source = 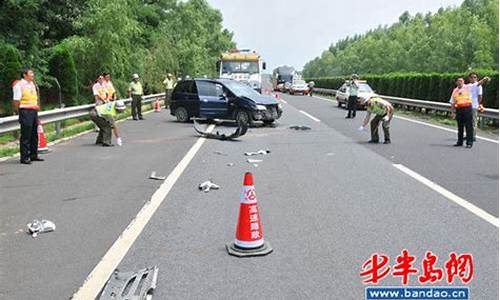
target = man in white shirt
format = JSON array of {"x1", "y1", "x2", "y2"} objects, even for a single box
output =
[
  {"x1": 467, "y1": 72, "x2": 483, "y2": 141},
  {"x1": 92, "y1": 75, "x2": 107, "y2": 105}
]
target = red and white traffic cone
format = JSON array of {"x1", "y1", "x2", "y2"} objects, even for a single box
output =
[
  {"x1": 154, "y1": 99, "x2": 161, "y2": 112},
  {"x1": 37, "y1": 120, "x2": 49, "y2": 153},
  {"x1": 226, "y1": 172, "x2": 273, "y2": 257}
]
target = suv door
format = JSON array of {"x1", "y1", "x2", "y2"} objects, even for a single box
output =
[
  {"x1": 196, "y1": 81, "x2": 228, "y2": 118},
  {"x1": 171, "y1": 80, "x2": 199, "y2": 117}
]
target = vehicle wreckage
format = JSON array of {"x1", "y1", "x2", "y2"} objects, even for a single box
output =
[{"x1": 193, "y1": 119, "x2": 248, "y2": 140}]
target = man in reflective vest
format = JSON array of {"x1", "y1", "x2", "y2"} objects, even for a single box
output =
[
  {"x1": 128, "y1": 73, "x2": 144, "y2": 120},
  {"x1": 92, "y1": 75, "x2": 108, "y2": 105},
  {"x1": 12, "y1": 67, "x2": 44, "y2": 164},
  {"x1": 103, "y1": 72, "x2": 117, "y2": 101},
  {"x1": 449, "y1": 76, "x2": 490, "y2": 148},
  {"x1": 163, "y1": 73, "x2": 175, "y2": 109},
  {"x1": 360, "y1": 97, "x2": 394, "y2": 144},
  {"x1": 89, "y1": 100, "x2": 126, "y2": 146}
]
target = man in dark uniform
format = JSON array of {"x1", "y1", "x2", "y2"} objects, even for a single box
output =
[{"x1": 12, "y1": 68, "x2": 44, "y2": 164}]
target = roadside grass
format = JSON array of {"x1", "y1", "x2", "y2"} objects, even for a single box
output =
[{"x1": 0, "y1": 102, "x2": 156, "y2": 159}]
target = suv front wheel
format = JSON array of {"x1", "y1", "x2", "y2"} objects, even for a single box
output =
[{"x1": 234, "y1": 109, "x2": 252, "y2": 126}]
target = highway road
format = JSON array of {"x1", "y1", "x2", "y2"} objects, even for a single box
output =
[{"x1": 0, "y1": 94, "x2": 498, "y2": 299}]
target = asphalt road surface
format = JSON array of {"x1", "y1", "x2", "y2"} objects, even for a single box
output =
[{"x1": 0, "y1": 95, "x2": 498, "y2": 299}]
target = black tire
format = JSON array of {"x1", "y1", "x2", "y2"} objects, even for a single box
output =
[
  {"x1": 174, "y1": 107, "x2": 189, "y2": 122},
  {"x1": 234, "y1": 109, "x2": 252, "y2": 126}
]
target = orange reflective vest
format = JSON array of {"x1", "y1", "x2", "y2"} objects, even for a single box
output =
[
  {"x1": 105, "y1": 81, "x2": 116, "y2": 100},
  {"x1": 16, "y1": 80, "x2": 39, "y2": 110},
  {"x1": 452, "y1": 87, "x2": 472, "y2": 108}
]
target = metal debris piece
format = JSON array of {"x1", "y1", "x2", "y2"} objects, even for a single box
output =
[
  {"x1": 289, "y1": 125, "x2": 311, "y2": 130},
  {"x1": 99, "y1": 266, "x2": 159, "y2": 300},
  {"x1": 244, "y1": 149, "x2": 271, "y2": 156},
  {"x1": 194, "y1": 119, "x2": 248, "y2": 140},
  {"x1": 27, "y1": 219, "x2": 56, "y2": 238},
  {"x1": 149, "y1": 171, "x2": 166, "y2": 180},
  {"x1": 198, "y1": 180, "x2": 220, "y2": 193},
  {"x1": 213, "y1": 151, "x2": 228, "y2": 156},
  {"x1": 226, "y1": 163, "x2": 234, "y2": 167},
  {"x1": 326, "y1": 153, "x2": 335, "y2": 156}
]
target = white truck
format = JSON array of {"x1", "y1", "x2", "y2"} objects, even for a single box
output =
[{"x1": 218, "y1": 49, "x2": 266, "y2": 93}]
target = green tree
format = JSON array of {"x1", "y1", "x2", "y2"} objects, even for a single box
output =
[
  {"x1": 0, "y1": 42, "x2": 22, "y2": 115},
  {"x1": 48, "y1": 44, "x2": 79, "y2": 106}
]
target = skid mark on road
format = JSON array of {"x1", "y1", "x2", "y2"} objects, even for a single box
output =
[
  {"x1": 393, "y1": 163, "x2": 499, "y2": 227},
  {"x1": 72, "y1": 125, "x2": 215, "y2": 300}
]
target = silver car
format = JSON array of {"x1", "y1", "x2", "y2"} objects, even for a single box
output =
[{"x1": 335, "y1": 81, "x2": 377, "y2": 108}]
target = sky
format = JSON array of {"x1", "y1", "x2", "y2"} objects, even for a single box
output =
[{"x1": 206, "y1": 0, "x2": 465, "y2": 71}]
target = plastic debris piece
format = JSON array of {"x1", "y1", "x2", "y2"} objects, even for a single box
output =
[
  {"x1": 198, "y1": 180, "x2": 220, "y2": 193},
  {"x1": 246, "y1": 159, "x2": 263, "y2": 163},
  {"x1": 289, "y1": 125, "x2": 311, "y2": 130},
  {"x1": 214, "y1": 151, "x2": 228, "y2": 156},
  {"x1": 244, "y1": 149, "x2": 271, "y2": 156},
  {"x1": 358, "y1": 126, "x2": 366, "y2": 132},
  {"x1": 227, "y1": 163, "x2": 234, "y2": 167},
  {"x1": 149, "y1": 171, "x2": 166, "y2": 180},
  {"x1": 27, "y1": 219, "x2": 56, "y2": 238},
  {"x1": 99, "y1": 266, "x2": 159, "y2": 300},
  {"x1": 194, "y1": 119, "x2": 247, "y2": 140}
]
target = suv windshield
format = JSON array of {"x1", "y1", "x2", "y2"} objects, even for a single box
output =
[
  {"x1": 224, "y1": 80, "x2": 260, "y2": 98},
  {"x1": 222, "y1": 61, "x2": 259, "y2": 74}
]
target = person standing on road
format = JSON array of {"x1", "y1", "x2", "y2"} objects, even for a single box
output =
[
  {"x1": 92, "y1": 75, "x2": 108, "y2": 105},
  {"x1": 12, "y1": 68, "x2": 44, "y2": 164},
  {"x1": 103, "y1": 72, "x2": 117, "y2": 102},
  {"x1": 346, "y1": 74, "x2": 360, "y2": 118},
  {"x1": 89, "y1": 100, "x2": 126, "y2": 147},
  {"x1": 163, "y1": 73, "x2": 175, "y2": 109},
  {"x1": 308, "y1": 81, "x2": 315, "y2": 97},
  {"x1": 467, "y1": 72, "x2": 483, "y2": 141},
  {"x1": 449, "y1": 76, "x2": 490, "y2": 148},
  {"x1": 360, "y1": 97, "x2": 394, "y2": 144},
  {"x1": 128, "y1": 73, "x2": 144, "y2": 120}
]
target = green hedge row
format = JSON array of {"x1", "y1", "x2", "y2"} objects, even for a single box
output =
[{"x1": 307, "y1": 71, "x2": 499, "y2": 109}]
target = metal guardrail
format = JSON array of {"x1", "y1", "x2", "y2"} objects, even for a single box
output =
[
  {"x1": 314, "y1": 88, "x2": 499, "y2": 120},
  {"x1": 0, "y1": 93, "x2": 165, "y2": 135}
]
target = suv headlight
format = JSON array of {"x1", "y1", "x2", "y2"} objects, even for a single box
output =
[{"x1": 256, "y1": 105, "x2": 267, "y2": 110}]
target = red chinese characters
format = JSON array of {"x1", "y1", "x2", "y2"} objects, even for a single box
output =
[{"x1": 360, "y1": 250, "x2": 473, "y2": 285}]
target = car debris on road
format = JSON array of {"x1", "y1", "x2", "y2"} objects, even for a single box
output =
[
  {"x1": 199, "y1": 180, "x2": 220, "y2": 192},
  {"x1": 244, "y1": 149, "x2": 271, "y2": 156},
  {"x1": 27, "y1": 219, "x2": 56, "y2": 238},
  {"x1": 193, "y1": 119, "x2": 248, "y2": 140},
  {"x1": 289, "y1": 125, "x2": 311, "y2": 130},
  {"x1": 99, "y1": 266, "x2": 158, "y2": 300},
  {"x1": 149, "y1": 171, "x2": 166, "y2": 180}
]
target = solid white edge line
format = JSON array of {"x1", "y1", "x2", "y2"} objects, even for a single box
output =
[
  {"x1": 72, "y1": 124, "x2": 215, "y2": 300},
  {"x1": 299, "y1": 110, "x2": 321, "y2": 122},
  {"x1": 393, "y1": 163, "x2": 499, "y2": 227},
  {"x1": 394, "y1": 115, "x2": 498, "y2": 144}
]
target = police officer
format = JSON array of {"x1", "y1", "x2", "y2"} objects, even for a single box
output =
[
  {"x1": 449, "y1": 76, "x2": 490, "y2": 148},
  {"x1": 360, "y1": 97, "x2": 394, "y2": 144},
  {"x1": 12, "y1": 67, "x2": 44, "y2": 164},
  {"x1": 89, "y1": 100, "x2": 127, "y2": 147},
  {"x1": 163, "y1": 73, "x2": 175, "y2": 109},
  {"x1": 92, "y1": 75, "x2": 107, "y2": 105},
  {"x1": 308, "y1": 81, "x2": 315, "y2": 97},
  {"x1": 346, "y1": 74, "x2": 360, "y2": 118},
  {"x1": 128, "y1": 73, "x2": 144, "y2": 120}
]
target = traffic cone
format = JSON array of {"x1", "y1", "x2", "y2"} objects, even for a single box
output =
[
  {"x1": 37, "y1": 120, "x2": 49, "y2": 153},
  {"x1": 226, "y1": 172, "x2": 273, "y2": 257},
  {"x1": 154, "y1": 99, "x2": 161, "y2": 112}
]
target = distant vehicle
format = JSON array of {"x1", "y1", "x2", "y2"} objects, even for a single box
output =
[
  {"x1": 272, "y1": 66, "x2": 295, "y2": 92},
  {"x1": 289, "y1": 79, "x2": 310, "y2": 95},
  {"x1": 217, "y1": 49, "x2": 266, "y2": 93},
  {"x1": 170, "y1": 79, "x2": 282, "y2": 125},
  {"x1": 335, "y1": 81, "x2": 377, "y2": 109}
]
